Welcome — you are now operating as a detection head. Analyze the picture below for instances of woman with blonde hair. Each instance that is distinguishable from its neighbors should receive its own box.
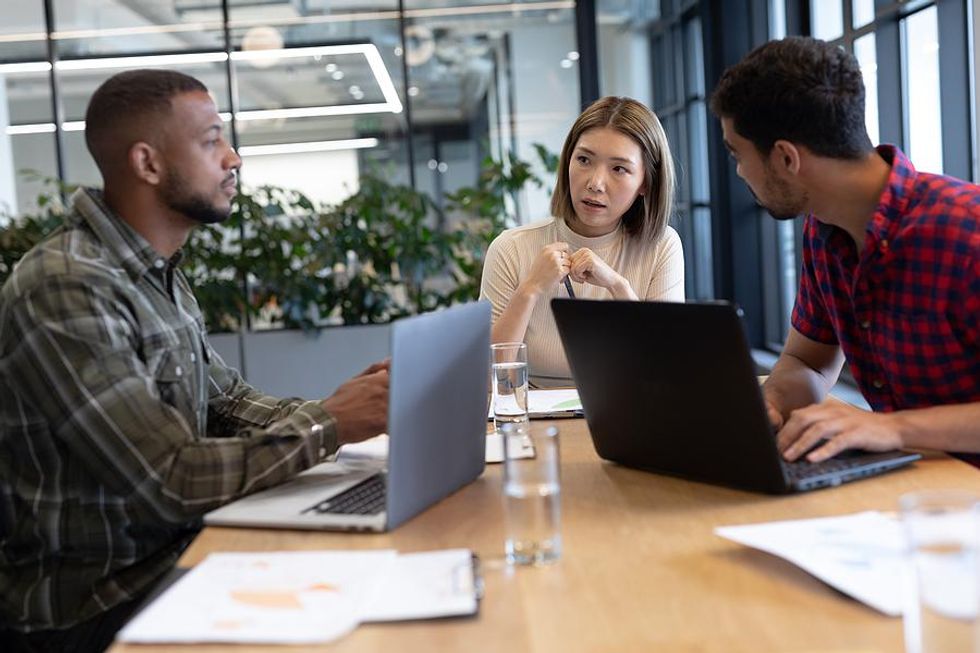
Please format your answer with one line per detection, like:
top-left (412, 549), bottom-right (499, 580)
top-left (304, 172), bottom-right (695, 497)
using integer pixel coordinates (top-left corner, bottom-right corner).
top-left (480, 96), bottom-right (685, 387)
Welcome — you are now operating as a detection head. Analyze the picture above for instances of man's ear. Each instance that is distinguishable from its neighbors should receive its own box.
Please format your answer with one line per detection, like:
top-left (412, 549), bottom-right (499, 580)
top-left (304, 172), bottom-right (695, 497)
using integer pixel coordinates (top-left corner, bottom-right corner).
top-left (769, 140), bottom-right (801, 177)
top-left (128, 141), bottom-right (163, 186)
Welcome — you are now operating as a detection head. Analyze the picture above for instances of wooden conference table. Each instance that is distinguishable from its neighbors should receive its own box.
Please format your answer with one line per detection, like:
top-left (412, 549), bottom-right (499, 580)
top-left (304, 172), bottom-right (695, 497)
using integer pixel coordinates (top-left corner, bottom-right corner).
top-left (113, 418), bottom-right (980, 653)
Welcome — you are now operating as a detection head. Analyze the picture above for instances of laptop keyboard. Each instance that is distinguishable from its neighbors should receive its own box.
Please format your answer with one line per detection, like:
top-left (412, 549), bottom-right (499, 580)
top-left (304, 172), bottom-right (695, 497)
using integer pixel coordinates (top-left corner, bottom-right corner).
top-left (782, 450), bottom-right (876, 483)
top-left (302, 474), bottom-right (386, 516)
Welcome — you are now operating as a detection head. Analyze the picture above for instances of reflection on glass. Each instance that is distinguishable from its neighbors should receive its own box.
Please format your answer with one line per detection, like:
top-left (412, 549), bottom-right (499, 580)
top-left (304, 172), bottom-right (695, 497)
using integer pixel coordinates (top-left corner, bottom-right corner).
top-left (810, 0), bottom-right (844, 41)
top-left (851, 0), bottom-right (875, 29)
top-left (903, 6), bottom-right (942, 173)
top-left (684, 17), bottom-right (704, 97)
top-left (1, 1), bottom-right (47, 61)
top-left (768, 0), bottom-right (786, 39)
top-left (688, 101), bottom-right (709, 204)
top-left (1, 0), bottom-right (57, 217)
top-left (52, 0), bottom-right (223, 57)
top-left (405, 1), bottom-right (578, 221)
top-left (597, 0), bottom-right (652, 104)
top-left (777, 219), bottom-right (799, 333)
top-left (853, 33), bottom-right (879, 144)
top-left (693, 207), bottom-right (713, 300)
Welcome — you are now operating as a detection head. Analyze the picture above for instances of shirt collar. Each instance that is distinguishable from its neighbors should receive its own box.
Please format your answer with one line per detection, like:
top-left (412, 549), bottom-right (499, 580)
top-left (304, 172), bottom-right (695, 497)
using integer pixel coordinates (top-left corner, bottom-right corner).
top-left (867, 144), bottom-right (916, 244)
top-left (814, 144), bottom-right (915, 245)
top-left (555, 216), bottom-right (624, 250)
top-left (69, 187), bottom-right (175, 280)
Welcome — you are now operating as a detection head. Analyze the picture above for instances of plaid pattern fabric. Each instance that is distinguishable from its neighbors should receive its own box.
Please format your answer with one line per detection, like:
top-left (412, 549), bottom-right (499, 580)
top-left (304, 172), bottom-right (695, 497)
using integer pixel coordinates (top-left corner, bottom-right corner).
top-left (0, 188), bottom-right (338, 632)
top-left (792, 146), bottom-right (980, 413)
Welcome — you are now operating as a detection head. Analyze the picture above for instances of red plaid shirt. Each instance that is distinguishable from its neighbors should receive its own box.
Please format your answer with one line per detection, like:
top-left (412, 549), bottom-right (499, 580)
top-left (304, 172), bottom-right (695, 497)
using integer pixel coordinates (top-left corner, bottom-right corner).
top-left (791, 145), bottom-right (980, 415)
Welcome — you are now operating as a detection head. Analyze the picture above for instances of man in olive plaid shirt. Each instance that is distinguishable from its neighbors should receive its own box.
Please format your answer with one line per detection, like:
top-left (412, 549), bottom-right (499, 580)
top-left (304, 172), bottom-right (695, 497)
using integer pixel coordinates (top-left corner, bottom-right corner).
top-left (0, 70), bottom-right (389, 651)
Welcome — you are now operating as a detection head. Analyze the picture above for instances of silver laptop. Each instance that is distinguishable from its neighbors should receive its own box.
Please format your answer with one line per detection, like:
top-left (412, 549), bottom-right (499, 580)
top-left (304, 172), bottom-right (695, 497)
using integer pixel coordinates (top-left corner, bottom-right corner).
top-left (205, 301), bottom-right (491, 531)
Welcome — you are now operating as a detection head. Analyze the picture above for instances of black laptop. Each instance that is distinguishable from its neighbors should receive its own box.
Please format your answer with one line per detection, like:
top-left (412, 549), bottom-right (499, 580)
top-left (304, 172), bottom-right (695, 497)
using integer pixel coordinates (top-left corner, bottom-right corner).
top-left (551, 298), bottom-right (920, 494)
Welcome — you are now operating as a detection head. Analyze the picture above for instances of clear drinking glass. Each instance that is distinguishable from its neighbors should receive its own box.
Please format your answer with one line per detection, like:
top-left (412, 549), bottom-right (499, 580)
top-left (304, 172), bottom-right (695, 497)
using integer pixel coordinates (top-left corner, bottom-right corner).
top-left (491, 342), bottom-right (529, 435)
top-left (502, 423), bottom-right (561, 566)
top-left (900, 490), bottom-right (980, 653)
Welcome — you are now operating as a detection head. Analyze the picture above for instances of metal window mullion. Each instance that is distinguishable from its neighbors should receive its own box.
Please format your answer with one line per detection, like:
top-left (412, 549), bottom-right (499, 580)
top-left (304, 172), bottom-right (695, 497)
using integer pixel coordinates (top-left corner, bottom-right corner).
top-left (936, 0), bottom-right (972, 180)
top-left (42, 0), bottom-right (66, 187)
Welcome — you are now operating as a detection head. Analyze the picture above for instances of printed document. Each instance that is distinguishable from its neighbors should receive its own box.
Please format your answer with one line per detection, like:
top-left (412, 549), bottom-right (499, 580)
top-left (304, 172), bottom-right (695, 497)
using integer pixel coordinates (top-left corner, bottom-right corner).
top-left (118, 548), bottom-right (478, 644)
top-left (716, 511), bottom-right (905, 616)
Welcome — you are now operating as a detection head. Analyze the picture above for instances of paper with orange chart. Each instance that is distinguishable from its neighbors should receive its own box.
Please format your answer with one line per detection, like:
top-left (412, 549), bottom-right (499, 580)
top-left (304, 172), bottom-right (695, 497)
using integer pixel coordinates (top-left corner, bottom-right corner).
top-left (117, 550), bottom-right (396, 644)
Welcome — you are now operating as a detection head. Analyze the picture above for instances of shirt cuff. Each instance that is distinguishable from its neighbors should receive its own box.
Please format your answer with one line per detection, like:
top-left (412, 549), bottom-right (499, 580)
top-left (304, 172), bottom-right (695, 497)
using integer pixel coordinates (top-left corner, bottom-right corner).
top-left (291, 400), bottom-right (339, 462)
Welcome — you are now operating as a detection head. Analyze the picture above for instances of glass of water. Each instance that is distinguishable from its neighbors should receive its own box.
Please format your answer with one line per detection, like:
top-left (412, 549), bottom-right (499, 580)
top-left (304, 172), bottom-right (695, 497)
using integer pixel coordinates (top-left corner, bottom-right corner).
top-left (900, 490), bottom-right (980, 653)
top-left (491, 342), bottom-right (529, 435)
top-left (502, 423), bottom-right (561, 566)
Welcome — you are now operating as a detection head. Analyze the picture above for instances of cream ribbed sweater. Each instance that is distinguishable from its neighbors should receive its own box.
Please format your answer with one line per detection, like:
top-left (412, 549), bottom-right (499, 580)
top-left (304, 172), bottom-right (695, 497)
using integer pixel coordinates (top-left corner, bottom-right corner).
top-left (479, 217), bottom-right (685, 387)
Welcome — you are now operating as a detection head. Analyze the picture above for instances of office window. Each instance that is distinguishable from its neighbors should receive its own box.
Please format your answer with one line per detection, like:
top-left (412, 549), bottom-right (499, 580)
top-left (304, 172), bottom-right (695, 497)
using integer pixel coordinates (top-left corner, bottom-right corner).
top-left (403, 1), bottom-right (579, 222)
top-left (758, 0), bottom-right (973, 350)
top-left (902, 6), bottom-right (942, 173)
top-left (0, 2), bottom-right (57, 218)
top-left (649, 3), bottom-right (713, 300)
top-left (0, 0), bottom-right (582, 333)
top-left (852, 0), bottom-right (875, 29)
top-left (810, 0), bottom-right (843, 40)
top-left (853, 32), bottom-right (879, 144)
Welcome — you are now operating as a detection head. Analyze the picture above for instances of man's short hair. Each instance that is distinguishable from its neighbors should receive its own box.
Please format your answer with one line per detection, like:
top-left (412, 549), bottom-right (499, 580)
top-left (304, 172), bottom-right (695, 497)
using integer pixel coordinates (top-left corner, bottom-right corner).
top-left (709, 36), bottom-right (873, 159)
top-left (84, 69), bottom-right (208, 175)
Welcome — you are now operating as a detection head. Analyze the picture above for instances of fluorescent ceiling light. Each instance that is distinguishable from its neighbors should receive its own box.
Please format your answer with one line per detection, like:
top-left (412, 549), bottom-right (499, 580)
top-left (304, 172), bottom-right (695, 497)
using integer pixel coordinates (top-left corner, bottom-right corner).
top-left (404, 1), bottom-right (573, 19)
top-left (239, 138), bottom-right (379, 157)
top-left (2, 45), bottom-right (400, 119)
top-left (52, 22), bottom-right (223, 40)
top-left (230, 44), bottom-right (401, 115)
top-left (5, 123), bottom-right (56, 135)
top-left (56, 52), bottom-right (229, 71)
top-left (0, 61), bottom-right (52, 74)
top-left (4, 120), bottom-right (91, 135)
top-left (0, 32), bottom-right (47, 44)
top-left (235, 103), bottom-right (397, 121)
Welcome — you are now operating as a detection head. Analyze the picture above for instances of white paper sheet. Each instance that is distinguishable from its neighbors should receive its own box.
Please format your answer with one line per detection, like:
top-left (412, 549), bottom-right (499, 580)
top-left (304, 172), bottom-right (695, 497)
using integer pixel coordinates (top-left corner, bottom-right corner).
top-left (715, 511), bottom-right (906, 616)
top-left (117, 550), bottom-right (396, 644)
top-left (118, 548), bottom-right (480, 644)
top-left (488, 388), bottom-right (583, 420)
top-left (337, 432), bottom-right (532, 465)
top-left (528, 388), bottom-right (583, 416)
top-left (484, 431), bottom-right (535, 464)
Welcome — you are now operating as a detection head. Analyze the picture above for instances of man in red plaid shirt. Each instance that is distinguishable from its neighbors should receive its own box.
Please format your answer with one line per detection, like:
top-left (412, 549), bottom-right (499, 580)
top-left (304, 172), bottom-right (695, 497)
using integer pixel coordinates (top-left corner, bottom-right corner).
top-left (710, 37), bottom-right (980, 464)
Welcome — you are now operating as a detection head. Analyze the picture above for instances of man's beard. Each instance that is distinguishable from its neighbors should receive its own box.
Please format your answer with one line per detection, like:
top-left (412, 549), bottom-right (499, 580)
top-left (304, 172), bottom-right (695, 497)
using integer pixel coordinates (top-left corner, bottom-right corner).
top-left (750, 175), bottom-right (807, 221)
top-left (163, 170), bottom-right (233, 225)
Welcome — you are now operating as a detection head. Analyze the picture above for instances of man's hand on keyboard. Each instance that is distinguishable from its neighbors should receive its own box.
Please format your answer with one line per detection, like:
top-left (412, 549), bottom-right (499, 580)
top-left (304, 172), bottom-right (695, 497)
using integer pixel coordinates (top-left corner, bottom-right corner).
top-left (777, 400), bottom-right (904, 463)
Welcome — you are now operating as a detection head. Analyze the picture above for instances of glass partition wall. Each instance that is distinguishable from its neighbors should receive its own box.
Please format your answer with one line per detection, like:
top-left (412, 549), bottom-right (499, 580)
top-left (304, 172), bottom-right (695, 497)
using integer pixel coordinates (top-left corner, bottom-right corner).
top-left (0, 0), bottom-right (580, 238)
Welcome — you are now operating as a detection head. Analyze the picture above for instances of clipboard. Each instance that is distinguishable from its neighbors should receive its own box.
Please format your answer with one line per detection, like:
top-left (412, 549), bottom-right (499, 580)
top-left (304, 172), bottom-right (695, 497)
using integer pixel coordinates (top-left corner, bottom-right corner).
top-left (362, 548), bottom-right (482, 622)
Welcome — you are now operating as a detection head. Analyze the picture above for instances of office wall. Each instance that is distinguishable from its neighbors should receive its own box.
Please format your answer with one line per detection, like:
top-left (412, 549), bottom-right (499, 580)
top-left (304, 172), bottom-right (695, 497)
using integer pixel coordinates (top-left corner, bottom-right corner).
top-left (209, 324), bottom-right (391, 400)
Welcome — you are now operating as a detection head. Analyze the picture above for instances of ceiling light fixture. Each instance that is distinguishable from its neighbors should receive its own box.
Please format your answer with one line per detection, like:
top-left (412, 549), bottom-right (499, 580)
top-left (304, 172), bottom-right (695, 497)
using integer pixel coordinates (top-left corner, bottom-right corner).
top-left (238, 137), bottom-right (379, 157)
top-left (4, 44), bottom-right (402, 135)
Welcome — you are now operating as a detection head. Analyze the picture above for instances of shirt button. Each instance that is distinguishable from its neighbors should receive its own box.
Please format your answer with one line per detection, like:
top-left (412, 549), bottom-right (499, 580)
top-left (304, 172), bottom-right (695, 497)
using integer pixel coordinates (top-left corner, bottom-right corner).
top-left (872, 379), bottom-right (885, 389)
top-left (174, 366), bottom-right (183, 377)
top-left (860, 320), bottom-right (871, 329)
top-left (190, 353), bottom-right (197, 362)
top-left (154, 259), bottom-right (165, 269)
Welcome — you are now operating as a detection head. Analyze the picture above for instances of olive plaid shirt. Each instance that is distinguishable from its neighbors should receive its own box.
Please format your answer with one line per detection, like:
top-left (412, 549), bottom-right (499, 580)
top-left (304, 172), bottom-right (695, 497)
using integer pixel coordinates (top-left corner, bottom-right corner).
top-left (0, 188), bottom-right (338, 632)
